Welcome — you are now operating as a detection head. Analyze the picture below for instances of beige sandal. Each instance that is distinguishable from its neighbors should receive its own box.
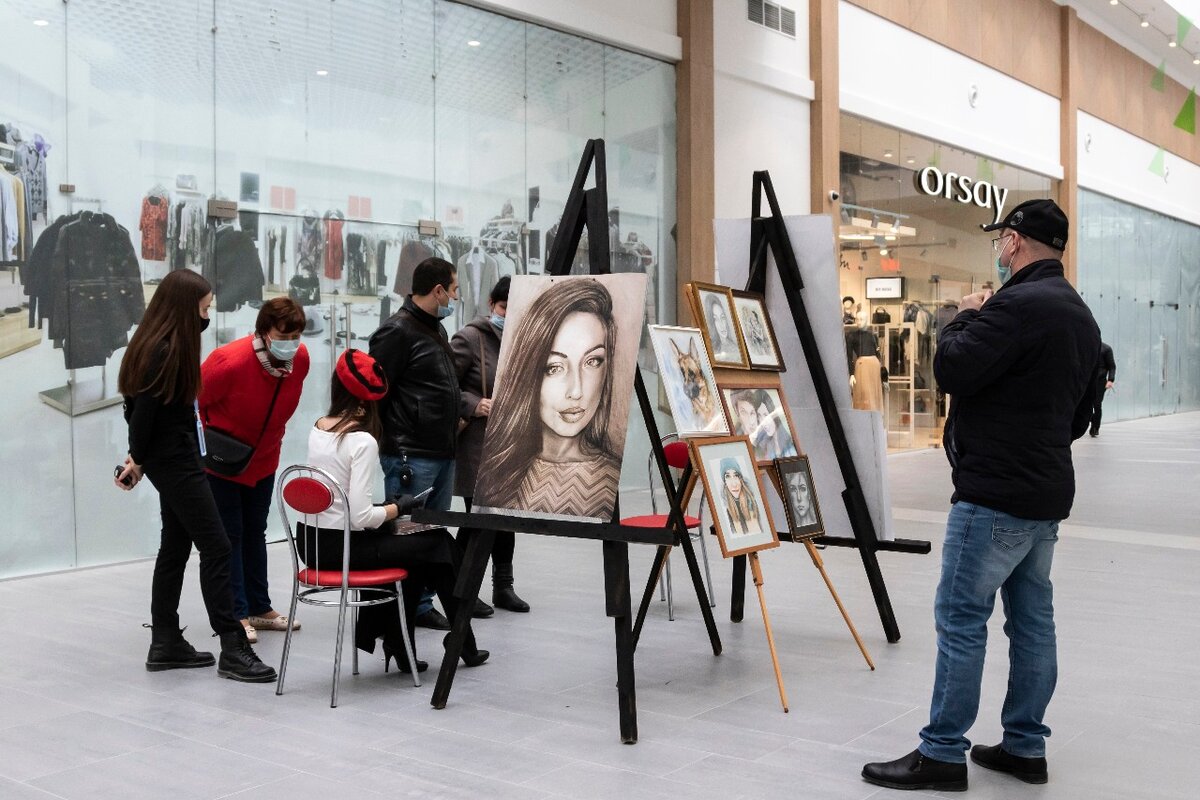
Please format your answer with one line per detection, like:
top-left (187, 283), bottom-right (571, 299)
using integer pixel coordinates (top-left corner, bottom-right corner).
top-left (247, 614), bottom-right (300, 632)
top-left (242, 622), bottom-right (258, 644)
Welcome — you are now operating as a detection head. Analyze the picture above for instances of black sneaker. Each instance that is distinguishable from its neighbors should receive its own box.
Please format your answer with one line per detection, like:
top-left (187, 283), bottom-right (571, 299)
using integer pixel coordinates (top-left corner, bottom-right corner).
top-left (414, 608), bottom-right (452, 630)
top-left (862, 749), bottom-right (967, 792)
top-left (970, 743), bottom-right (1048, 784)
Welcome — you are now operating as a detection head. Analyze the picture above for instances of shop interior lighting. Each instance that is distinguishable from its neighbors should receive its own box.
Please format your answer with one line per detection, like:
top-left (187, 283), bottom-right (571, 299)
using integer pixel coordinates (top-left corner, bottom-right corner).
top-left (1108, 2), bottom-right (1200, 73)
top-left (32, 19), bottom-right (49, 26)
top-left (883, 150), bottom-right (894, 158)
top-left (1140, 15), bottom-right (1150, 27)
top-left (1195, 56), bottom-right (1200, 64)
top-left (1169, 36), bottom-right (1177, 47)
top-left (467, 40), bottom-right (481, 47)
top-left (315, 69), bottom-right (329, 76)
top-left (879, 248), bottom-right (889, 256)
top-left (1110, 0), bottom-right (1119, 4)
top-left (905, 156), bottom-right (916, 164)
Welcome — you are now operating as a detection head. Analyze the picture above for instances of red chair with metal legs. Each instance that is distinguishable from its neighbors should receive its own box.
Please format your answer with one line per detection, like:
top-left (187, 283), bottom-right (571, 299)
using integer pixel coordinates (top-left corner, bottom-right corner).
top-left (275, 464), bottom-right (421, 707)
top-left (621, 435), bottom-right (716, 620)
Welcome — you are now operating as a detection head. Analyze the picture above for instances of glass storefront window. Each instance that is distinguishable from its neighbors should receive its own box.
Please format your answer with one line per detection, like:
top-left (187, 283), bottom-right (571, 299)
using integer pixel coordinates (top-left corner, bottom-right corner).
top-left (0, 0), bottom-right (676, 579)
top-left (838, 114), bottom-right (1053, 451)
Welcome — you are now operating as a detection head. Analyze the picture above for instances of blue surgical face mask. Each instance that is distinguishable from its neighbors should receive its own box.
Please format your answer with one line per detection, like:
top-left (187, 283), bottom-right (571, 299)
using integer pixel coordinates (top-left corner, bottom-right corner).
top-left (437, 298), bottom-right (455, 319)
top-left (489, 313), bottom-right (505, 332)
top-left (995, 236), bottom-right (1014, 285)
top-left (268, 338), bottom-right (301, 361)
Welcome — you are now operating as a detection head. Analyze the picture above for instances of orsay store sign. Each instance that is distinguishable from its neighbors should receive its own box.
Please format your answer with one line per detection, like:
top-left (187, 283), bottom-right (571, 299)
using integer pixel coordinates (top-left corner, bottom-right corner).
top-left (913, 167), bottom-right (1008, 225)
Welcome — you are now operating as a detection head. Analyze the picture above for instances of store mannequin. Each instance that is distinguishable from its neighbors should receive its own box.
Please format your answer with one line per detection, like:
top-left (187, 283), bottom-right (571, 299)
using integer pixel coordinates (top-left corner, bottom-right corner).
top-left (842, 295), bottom-right (858, 326)
top-left (846, 311), bottom-right (885, 412)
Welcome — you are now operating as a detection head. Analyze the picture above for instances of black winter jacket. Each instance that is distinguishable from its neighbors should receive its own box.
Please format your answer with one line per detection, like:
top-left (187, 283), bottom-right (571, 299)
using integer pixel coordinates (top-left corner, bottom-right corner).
top-left (935, 259), bottom-right (1100, 521)
top-left (368, 297), bottom-right (465, 459)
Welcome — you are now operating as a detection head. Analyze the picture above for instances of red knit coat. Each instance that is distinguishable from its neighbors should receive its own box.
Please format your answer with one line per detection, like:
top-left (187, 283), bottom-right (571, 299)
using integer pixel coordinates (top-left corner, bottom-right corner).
top-left (199, 335), bottom-right (310, 486)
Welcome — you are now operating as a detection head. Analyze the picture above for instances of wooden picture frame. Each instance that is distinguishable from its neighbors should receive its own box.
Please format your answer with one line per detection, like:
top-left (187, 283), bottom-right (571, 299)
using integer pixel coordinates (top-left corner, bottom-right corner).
top-left (773, 455), bottom-right (825, 540)
top-left (691, 436), bottom-right (780, 558)
top-left (648, 325), bottom-right (730, 437)
top-left (717, 382), bottom-right (800, 466)
top-left (730, 290), bottom-right (784, 371)
top-left (686, 282), bottom-right (749, 369)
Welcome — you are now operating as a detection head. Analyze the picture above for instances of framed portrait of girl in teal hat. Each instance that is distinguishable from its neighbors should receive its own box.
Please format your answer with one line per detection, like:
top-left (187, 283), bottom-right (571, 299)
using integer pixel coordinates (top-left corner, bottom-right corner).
top-left (691, 436), bottom-right (780, 558)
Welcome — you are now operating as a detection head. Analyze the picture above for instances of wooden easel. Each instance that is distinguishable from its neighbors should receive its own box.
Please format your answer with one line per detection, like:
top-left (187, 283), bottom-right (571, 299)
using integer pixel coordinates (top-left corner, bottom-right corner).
top-left (727, 171), bottom-right (931, 644)
top-left (748, 551), bottom-right (788, 711)
top-left (414, 138), bottom-right (716, 744)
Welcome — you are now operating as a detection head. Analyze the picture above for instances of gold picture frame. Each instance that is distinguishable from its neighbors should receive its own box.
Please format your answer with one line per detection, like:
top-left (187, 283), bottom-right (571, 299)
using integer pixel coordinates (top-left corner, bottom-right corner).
top-left (686, 282), bottom-right (750, 370)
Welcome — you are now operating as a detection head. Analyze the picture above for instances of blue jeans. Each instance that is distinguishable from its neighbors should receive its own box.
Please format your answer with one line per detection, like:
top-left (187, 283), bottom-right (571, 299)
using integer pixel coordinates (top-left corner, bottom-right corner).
top-left (919, 501), bottom-right (1060, 763)
top-left (380, 454), bottom-right (455, 615)
top-left (206, 473), bottom-right (276, 621)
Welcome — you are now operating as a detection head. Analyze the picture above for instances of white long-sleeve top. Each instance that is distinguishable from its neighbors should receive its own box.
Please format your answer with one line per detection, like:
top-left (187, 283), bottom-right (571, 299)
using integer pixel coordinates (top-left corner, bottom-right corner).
top-left (304, 426), bottom-right (388, 532)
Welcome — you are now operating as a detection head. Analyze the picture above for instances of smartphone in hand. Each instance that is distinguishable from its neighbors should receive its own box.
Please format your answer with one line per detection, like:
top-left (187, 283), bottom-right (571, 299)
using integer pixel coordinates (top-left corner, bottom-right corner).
top-left (114, 465), bottom-right (135, 487)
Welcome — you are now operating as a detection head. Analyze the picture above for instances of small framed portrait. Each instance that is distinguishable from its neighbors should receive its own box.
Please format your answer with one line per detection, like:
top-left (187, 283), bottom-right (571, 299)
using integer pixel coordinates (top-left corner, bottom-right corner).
top-left (731, 290), bottom-right (783, 371)
top-left (648, 325), bottom-right (730, 437)
top-left (692, 436), bottom-right (780, 557)
top-left (718, 383), bottom-right (799, 465)
top-left (687, 282), bottom-right (749, 369)
top-left (774, 456), bottom-right (824, 539)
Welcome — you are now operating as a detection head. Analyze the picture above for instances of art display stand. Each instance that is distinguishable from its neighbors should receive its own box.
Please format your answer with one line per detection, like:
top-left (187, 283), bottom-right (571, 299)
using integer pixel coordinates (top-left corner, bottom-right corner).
top-left (748, 551), bottom-right (789, 711)
top-left (412, 138), bottom-right (709, 744)
top-left (727, 171), bottom-right (930, 644)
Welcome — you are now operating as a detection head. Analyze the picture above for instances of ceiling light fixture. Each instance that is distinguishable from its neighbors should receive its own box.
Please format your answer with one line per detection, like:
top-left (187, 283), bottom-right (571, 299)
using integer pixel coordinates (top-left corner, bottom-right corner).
top-left (32, 18), bottom-right (49, 26)
top-left (1169, 36), bottom-right (1177, 47)
top-left (1194, 55), bottom-right (1200, 65)
top-left (879, 248), bottom-right (889, 257)
top-left (315, 69), bottom-right (329, 76)
top-left (883, 150), bottom-right (894, 158)
top-left (1140, 15), bottom-right (1149, 28)
top-left (1109, 0), bottom-right (1118, 4)
top-left (905, 156), bottom-right (915, 164)
top-left (467, 40), bottom-right (481, 47)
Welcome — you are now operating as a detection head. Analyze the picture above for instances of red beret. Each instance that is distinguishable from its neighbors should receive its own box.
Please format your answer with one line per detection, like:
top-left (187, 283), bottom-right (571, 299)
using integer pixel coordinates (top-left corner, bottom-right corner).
top-left (336, 349), bottom-right (388, 402)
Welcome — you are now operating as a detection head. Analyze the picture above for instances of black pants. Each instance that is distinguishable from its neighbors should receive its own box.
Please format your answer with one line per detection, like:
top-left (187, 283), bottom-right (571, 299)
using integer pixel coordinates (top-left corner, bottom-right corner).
top-left (1091, 385), bottom-right (1108, 433)
top-left (297, 525), bottom-right (477, 658)
top-left (144, 457), bottom-right (241, 635)
top-left (459, 497), bottom-right (515, 568)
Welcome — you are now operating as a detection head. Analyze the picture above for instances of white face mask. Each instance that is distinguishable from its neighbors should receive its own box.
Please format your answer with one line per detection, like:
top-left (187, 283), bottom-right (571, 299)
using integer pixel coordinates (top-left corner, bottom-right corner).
top-left (268, 338), bottom-right (301, 361)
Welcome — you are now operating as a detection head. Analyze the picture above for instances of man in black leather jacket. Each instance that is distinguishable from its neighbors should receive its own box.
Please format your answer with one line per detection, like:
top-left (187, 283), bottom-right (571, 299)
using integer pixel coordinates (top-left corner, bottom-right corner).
top-left (369, 256), bottom-right (467, 628)
top-left (863, 200), bottom-right (1100, 792)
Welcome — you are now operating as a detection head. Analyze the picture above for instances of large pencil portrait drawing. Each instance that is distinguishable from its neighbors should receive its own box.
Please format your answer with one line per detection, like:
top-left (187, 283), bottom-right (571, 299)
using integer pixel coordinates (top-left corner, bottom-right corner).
top-left (473, 274), bottom-right (646, 522)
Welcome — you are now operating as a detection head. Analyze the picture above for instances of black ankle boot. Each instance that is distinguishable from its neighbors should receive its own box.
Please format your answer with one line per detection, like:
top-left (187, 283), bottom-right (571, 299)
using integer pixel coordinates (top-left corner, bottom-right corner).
top-left (217, 629), bottom-right (278, 683)
top-left (444, 632), bottom-right (489, 667)
top-left (145, 625), bottom-right (215, 671)
top-left (492, 564), bottom-right (530, 612)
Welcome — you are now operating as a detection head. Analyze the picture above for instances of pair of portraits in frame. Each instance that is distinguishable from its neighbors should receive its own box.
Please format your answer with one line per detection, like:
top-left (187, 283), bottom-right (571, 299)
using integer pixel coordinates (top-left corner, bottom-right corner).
top-left (690, 439), bottom-right (826, 557)
top-left (686, 282), bottom-right (784, 371)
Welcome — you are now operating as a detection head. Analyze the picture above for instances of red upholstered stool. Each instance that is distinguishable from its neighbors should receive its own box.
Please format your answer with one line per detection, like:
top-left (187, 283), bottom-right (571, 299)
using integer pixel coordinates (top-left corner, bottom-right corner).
top-left (275, 467), bottom-right (422, 707)
top-left (619, 435), bottom-right (716, 621)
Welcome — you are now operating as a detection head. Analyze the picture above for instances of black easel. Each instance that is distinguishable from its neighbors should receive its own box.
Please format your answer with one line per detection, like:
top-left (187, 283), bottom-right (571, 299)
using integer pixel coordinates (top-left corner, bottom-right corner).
top-left (725, 172), bottom-right (930, 644)
top-left (413, 138), bottom-right (707, 743)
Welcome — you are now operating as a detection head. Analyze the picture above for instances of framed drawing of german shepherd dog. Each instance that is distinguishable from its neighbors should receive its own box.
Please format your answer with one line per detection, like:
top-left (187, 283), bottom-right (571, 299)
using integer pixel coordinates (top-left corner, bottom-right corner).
top-left (649, 325), bottom-right (730, 437)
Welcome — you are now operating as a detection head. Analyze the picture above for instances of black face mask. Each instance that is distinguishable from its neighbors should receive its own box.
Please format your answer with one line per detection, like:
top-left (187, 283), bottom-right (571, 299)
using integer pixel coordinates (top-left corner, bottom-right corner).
top-left (199, 316), bottom-right (210, 332)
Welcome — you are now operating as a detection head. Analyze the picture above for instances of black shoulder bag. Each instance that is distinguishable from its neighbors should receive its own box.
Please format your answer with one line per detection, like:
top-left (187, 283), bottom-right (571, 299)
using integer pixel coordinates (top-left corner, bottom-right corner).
top-left (203, 379), bottom-right (284, 477)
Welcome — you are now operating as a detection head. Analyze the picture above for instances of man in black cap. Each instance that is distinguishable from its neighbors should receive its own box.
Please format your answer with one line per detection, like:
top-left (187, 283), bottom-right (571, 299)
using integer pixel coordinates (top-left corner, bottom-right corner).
top-left (862, 199), bottom-right (1100, 792)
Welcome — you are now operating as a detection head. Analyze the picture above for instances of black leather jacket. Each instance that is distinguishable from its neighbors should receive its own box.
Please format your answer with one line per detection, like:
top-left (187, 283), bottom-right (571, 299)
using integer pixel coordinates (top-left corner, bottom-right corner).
top-left (368, 297), bottom-right (465, 459)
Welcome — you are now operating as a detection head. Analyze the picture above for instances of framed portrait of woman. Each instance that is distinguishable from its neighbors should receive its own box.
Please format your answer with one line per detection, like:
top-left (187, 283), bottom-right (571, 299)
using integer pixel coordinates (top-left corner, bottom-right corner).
top-left (692, 436), bottom-right (779, 558)
top-left (472, 273), bottom-right (647, 523)
top-left (773, 456), bottom-right (824, 540)
top-left (686, 282), bottom-right (749, 369)
top-left (718, 383), bottom-right (800, 466)
top-left (648, 325), bottom-right (729, 437)
top-left (730, 290), bottom-right (784, 371)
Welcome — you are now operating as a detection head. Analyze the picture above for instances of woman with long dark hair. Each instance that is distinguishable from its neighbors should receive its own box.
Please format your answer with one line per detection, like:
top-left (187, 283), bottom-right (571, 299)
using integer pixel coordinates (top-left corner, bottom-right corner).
top-left (719, 457), bottom-right (762, 535)
top-left (116, 269), bottom-right (276, 683)
top-left (200, 297), bottom-right (309, 643)
top-left (473, 279), bottom-right (620, 519)
top-left (300, 349), bottom-right (489, 672)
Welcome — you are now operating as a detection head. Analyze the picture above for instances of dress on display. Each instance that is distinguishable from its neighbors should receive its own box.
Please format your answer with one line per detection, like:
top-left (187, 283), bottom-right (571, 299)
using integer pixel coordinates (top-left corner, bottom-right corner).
top-left (139, 194), bottom-right (170, 261)
top-left (323, 211), bottom-right (344, 280)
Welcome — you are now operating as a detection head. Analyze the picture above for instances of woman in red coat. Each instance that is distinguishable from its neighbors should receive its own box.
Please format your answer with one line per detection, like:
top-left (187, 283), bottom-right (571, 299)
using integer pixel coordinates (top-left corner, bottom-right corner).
top-left (200, 298), bottom-right (310, 642)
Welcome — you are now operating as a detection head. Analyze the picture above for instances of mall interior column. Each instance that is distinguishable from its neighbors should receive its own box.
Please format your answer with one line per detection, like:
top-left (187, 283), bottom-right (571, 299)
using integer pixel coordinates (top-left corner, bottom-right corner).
top-left (1058, 4), bottom-right (1080, 285)
top-left (677, 0), bottom-right (715, 319)
top-left (810, 0), bottom-right (839, 218)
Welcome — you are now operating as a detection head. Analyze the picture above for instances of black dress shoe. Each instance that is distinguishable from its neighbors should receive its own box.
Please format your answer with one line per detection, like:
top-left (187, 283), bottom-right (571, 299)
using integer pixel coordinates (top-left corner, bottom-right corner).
top-left (862, 749), bottom-right (967, 792)
top-left (414, 608), bottom-right (451, 630)
top-left (971, 743), bottom-right (1048, 784)
top-left (472, 598), bottom-right (495, 618)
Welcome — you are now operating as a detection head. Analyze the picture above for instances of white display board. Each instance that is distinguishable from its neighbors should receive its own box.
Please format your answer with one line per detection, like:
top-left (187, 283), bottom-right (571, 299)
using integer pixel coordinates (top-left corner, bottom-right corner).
top-left (714, 214), bottom-right (896, 542)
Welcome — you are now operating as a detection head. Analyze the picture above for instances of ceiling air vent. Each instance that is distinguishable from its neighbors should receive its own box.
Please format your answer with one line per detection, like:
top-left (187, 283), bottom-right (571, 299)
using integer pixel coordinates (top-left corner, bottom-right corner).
top-left (747, 0), bottom-right (797, 39)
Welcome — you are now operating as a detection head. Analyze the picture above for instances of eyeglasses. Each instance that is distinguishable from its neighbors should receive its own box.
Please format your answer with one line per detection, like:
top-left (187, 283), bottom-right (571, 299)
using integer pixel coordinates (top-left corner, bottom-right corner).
top-left (991, 235), bottom-right (1010, 252)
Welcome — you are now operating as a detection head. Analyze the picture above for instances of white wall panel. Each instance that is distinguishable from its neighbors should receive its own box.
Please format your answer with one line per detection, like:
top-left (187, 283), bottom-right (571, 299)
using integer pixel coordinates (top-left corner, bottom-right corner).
top-left (839, 2), bottom-right (1062, 179)
top-left (1077, 112), bottom-right (1200, 228)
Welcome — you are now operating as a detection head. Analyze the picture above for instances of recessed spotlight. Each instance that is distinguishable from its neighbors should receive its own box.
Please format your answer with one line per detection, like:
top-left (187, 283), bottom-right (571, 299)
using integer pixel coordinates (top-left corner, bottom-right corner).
top-left (879, 248), bottom-right (890, 256)
top-left (467, 40), bottom-right (481, 47)
top-left (1169, 36), bottom-right (1177, 48)
top-left (315, 69), bottom-right (329, 76)
top-left (905, 156), bottom-right (915, 164)
top-left (32, 18), bottom-right (49, 26)
top-left (1140, 15), bottom-right (1149, 27)
top-left (883, 150), bottom-right (894, 158)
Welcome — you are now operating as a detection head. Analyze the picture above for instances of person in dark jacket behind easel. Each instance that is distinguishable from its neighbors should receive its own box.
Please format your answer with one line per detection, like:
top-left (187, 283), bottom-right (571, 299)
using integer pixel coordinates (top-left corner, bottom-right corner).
top-left (862, 200), bottom-right (1100, 791)
top-left (1089, 341), bottom-right (1115, 437)
top-left (369, 257), bottom-right (475, 629)
top-left (115, 269), bottom-right (276, 683)
top-left (451, 276), bottom-right (530, 613)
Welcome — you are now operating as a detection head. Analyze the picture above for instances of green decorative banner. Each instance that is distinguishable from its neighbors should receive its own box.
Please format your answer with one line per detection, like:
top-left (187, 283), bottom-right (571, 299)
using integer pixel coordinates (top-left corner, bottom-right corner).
top-left (1148, 147), bottom-right (1166, 177)
top-left (1179, 14), bottom-right (1194, 43)
top-left (1174, 87), bottom-right (1197, 134)
top-left (1151, 60), bottom-right (1166, 92)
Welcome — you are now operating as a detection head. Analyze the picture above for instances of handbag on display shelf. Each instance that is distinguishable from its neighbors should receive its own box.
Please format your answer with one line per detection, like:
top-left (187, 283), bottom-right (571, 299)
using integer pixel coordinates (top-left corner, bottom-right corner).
top-left (203, 379), bottom-right (284, 477)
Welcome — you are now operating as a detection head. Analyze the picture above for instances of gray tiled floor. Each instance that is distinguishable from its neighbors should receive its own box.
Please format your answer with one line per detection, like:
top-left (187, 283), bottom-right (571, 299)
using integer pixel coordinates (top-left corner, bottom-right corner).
top-left (1, 412), bottom-right (1198, 799)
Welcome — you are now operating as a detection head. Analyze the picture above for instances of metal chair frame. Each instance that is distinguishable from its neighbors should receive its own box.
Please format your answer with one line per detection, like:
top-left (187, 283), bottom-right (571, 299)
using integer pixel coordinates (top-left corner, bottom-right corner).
top-left (275, 464), bottom-right (421, 707)
top-left (651, 434), bottom-right (717, 620)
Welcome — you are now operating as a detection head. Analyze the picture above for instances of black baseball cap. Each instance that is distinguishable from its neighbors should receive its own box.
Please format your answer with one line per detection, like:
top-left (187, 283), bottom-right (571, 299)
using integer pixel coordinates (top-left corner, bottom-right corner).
top-left (981, 198), bottom-right (1068, 250)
